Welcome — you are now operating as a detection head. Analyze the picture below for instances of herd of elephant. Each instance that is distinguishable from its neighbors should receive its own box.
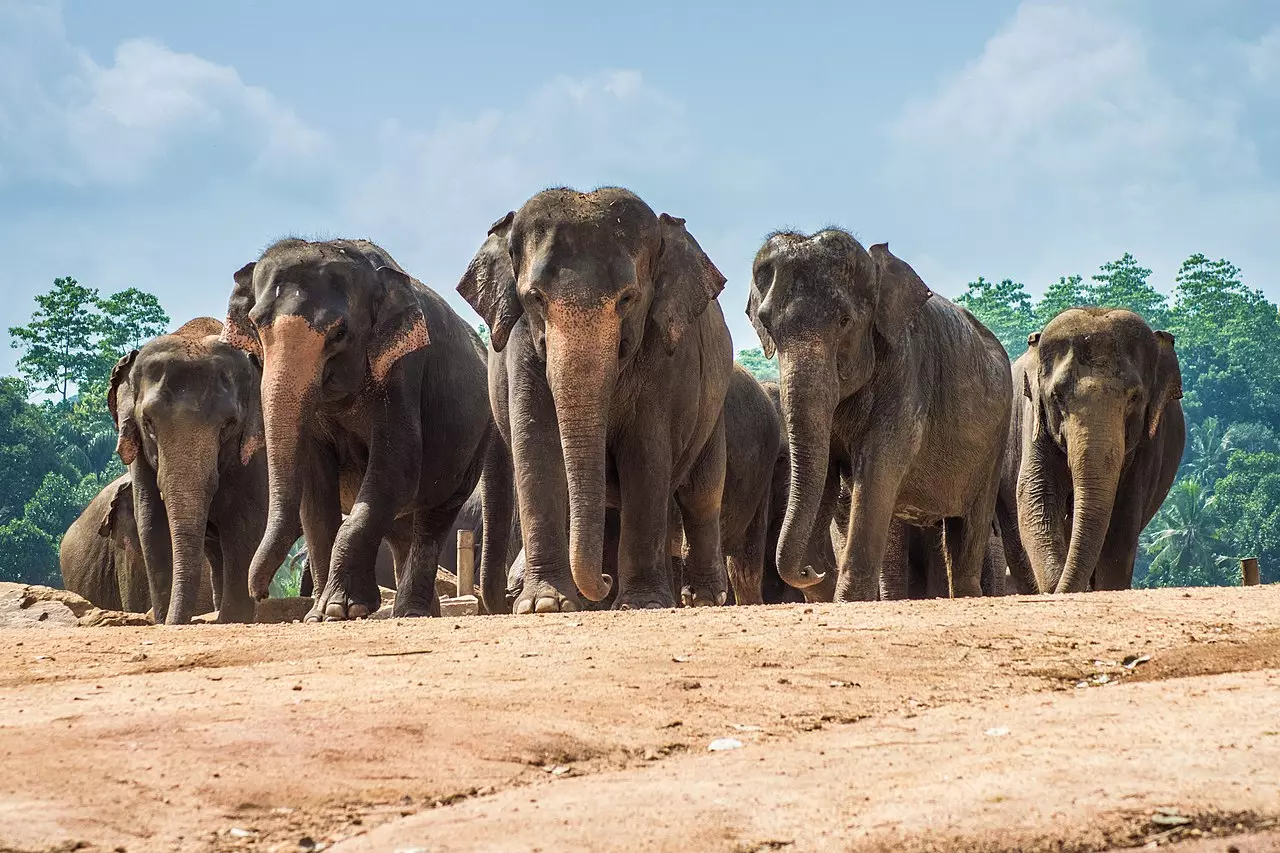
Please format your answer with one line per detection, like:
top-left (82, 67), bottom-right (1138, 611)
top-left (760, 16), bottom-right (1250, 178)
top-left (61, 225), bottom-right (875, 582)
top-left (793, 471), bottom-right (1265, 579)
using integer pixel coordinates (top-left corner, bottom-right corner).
top-left (58, 187), bottom-right (1186, 625)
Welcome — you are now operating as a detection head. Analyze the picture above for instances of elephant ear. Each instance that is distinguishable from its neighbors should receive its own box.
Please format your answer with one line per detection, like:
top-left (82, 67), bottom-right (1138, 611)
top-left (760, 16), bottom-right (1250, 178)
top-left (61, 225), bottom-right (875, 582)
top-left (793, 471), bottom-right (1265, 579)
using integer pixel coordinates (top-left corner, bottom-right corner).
top-left (368, 266), bottom-right (431, 385)
top-left (1147, 330), bottom-right (1183, 440)
top-left (868, 243), bottom-right (932, 345)
top-left (457, 211), bottom-right (521, 352)
top-left (97, 479), bottom-right (134, 539)
top-left (238, 357), bottom-right (266, 466)
top-left (746, 264), bottom-right (776, 359)
top-left (222, 262), bottom-right (262, 359)
top-left (651, 213), bottom-right (726, 355)
top-left (1021, 335), bottom-right (1045, 439)
top-left (107, 350), bottom-right (141, 465)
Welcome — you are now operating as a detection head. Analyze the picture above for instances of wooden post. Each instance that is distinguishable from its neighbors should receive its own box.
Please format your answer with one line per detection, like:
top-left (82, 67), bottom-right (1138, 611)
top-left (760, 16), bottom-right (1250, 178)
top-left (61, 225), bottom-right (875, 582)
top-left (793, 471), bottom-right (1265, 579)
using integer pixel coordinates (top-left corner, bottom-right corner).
top-left (1241, 557), bottom-right (1260, 587)
top-left (457, 529), bottom-right (475, 599)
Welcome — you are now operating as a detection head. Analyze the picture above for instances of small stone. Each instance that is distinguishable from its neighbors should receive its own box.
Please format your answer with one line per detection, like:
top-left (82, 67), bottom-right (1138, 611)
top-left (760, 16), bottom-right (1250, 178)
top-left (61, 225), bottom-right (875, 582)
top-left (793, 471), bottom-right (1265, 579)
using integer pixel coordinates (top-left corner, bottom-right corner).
top-left (228, 827), bottom-right (255, 838)
top-left (708, 738), bottom-right (744, 751)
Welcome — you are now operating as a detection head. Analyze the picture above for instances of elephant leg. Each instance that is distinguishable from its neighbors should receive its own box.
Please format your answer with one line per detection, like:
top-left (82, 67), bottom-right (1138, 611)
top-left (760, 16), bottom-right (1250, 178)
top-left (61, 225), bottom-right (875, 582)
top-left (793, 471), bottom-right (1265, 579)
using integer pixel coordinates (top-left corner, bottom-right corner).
top-left (1092, 494), bottom-right (1146, 591)
top-left (130, 463), bottom-right (173, 623)
top-left (727, 495), bottom-right (768, 606)
top-left (996, 491), bottom-right (1040, 594)
top-left (613, 438), bottom-right (678, 611)
top-left (214, 532), bottom-right (256, 624)
top-left (393, 508), bottom-right (450, 618)
top-left (835, 460), bottom-right (905, 602)
top-left (299, 448), bottom-right (342, 622)
top-left (206, 535), bottom-right (224, 614)
top-left (880, 520), bottom-right (910, 601)
top-left (944, 486), bottom-right (1000, 598)
top-left (510, 371), bottom-right (575, 615)
top-left (478, 436), bottom-right (515, 615)
top-left (678, 418), bottom-right (728, 608)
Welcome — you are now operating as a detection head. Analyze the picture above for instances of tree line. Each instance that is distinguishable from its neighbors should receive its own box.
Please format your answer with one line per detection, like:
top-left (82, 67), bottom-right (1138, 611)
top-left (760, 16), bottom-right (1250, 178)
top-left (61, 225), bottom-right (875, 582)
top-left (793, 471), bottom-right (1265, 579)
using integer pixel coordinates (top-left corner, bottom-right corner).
top-left (4, 253), bottom-right (1276, 588)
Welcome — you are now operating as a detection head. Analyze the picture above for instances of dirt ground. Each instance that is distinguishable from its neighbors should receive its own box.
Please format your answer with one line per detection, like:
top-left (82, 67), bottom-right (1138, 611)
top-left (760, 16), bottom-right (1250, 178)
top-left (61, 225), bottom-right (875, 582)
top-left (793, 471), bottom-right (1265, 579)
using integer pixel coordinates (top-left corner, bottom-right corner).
top-left (1, 586), bottom-right (1277, 853)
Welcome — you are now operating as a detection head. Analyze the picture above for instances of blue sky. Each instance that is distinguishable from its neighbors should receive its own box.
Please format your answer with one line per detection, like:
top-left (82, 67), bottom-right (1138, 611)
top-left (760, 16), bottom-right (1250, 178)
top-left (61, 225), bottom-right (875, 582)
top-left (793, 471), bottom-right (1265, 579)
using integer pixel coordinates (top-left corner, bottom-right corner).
top-left (2, 0), bottom-right (1278, 376)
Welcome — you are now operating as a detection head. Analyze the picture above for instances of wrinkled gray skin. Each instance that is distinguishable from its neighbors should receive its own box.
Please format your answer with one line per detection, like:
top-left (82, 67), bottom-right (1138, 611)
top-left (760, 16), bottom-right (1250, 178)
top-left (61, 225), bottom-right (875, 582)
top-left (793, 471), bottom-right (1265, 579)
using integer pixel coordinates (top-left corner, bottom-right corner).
top-left (224, 239), bottom-right (503, 621)
top-left (998, 308), bottom-right (1185, 593)
top-left (109, 318), bottom-right (267, 624)
top-left (60, 475), bottom-right (214, 613)
top-left (299, 536), bottom-right (396, 594)
top-left (759, 381), bottom-right (837, 604)
top-left (747, 230), bottom-right (1012, 601)
top-left (458, 188), bottom-right (733, 613)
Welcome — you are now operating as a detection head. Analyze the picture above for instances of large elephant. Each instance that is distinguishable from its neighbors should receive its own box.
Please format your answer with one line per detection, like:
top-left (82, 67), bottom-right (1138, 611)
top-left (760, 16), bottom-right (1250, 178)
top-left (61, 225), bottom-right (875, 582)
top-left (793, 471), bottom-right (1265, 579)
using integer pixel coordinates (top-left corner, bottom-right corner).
top-left (999, 308), bottom-right (1185, 593)
top-left (458, 187), bottom-right (733, 613)
top-left (61, 475), bottom-right (216, 615)
top-left (224, 238), bottom-right (503, 620)
top-left (747, 230), bottom-right (1012, 601)
top-left (108, 318), bottom-right (266, 624)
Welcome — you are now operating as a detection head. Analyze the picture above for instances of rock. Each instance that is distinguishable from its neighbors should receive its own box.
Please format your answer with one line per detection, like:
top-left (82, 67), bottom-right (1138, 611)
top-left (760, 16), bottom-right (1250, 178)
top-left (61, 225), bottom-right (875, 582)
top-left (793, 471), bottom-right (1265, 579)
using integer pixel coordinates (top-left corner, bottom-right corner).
top-left (440, 595), bottom-right (478, 617)
top-left (254, 597), bottom-right (314, 624)
top-left (77, 608), bottom-right (153, 627)
top-left (0, 583), bottom-right (92, 628)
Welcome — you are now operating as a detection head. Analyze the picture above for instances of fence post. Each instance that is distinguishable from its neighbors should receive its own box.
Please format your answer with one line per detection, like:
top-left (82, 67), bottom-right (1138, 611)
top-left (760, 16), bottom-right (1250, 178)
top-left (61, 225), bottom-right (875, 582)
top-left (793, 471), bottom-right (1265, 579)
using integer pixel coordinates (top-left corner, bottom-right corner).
top-left (457, 529), bottom-right (476, 598)
top-left (1241, 557), bottom-right (1260, 587)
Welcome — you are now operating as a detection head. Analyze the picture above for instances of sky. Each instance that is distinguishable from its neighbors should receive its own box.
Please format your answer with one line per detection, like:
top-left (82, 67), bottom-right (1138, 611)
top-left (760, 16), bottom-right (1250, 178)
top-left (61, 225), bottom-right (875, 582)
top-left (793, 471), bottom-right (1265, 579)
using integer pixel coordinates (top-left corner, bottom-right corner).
top-left (2, 0), bottom-right (1278, 377)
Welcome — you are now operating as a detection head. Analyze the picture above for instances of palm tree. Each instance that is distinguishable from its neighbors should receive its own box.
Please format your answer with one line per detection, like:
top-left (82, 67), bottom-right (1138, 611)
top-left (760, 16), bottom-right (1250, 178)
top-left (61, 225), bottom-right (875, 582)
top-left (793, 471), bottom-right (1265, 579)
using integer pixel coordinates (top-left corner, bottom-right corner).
top-left (1183, 417), bottom-right (1229, 488)
top-left (1141, 479), bottom-right (1231, 587)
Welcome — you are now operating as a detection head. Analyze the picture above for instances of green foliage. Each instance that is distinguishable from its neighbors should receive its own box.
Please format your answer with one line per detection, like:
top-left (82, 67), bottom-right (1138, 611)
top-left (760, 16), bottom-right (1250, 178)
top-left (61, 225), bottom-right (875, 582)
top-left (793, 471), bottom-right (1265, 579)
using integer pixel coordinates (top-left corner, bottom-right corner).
top-left (1139, 480), bottom-right (1233, 588)
top-left (269, 538), bottom-right (308, 598)
top-left (954, 277), bottom-right (1034, 359)
top-left (0, 277), bottom-right (171, 585)
top-left (0, 518), bottom-right (60, 586)
top-left (737, 347), bottom-right (778, 383)
top-left (1034, 275), bottom-right (1087, 329)
top-left (475, 324), bottom-right (491, 346)
top-left (1089, 253), bottom-right (1167, 327)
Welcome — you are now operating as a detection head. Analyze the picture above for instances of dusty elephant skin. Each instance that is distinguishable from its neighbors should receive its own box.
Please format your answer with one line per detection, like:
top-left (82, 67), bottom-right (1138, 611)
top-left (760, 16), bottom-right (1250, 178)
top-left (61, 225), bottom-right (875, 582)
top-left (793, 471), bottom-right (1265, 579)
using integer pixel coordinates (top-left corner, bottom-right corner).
top-left (458, 187), bottom-right (733, 614)
top-left (747, 230), bottom-right (1013, 602)
top-left (59, 474), bottom-right (213, 614)
top-left (224, 239), bottom-right (504, 621)
top-left (998, 308), bottom-right (1186, 594)
top-left (108, 318), bottom-right (267, 625)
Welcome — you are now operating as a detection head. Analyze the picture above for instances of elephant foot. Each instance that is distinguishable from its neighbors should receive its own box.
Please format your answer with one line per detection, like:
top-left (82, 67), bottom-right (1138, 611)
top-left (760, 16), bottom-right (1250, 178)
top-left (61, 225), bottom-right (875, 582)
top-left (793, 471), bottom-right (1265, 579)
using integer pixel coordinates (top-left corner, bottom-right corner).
top-left (393, 589), bottom-right (441, 618)
top-left (216, 598), bottom-right (256, 624)
top-left (679, 565), bottom-right (728, 608)
top-left (680, 585), bottom-right (727, 607)
top-left (310, 571), bottom-right (380, 622)
top-left (615, 589), bottom-right (676, 611)
top-left (513, 577), bottom-right (581, 615)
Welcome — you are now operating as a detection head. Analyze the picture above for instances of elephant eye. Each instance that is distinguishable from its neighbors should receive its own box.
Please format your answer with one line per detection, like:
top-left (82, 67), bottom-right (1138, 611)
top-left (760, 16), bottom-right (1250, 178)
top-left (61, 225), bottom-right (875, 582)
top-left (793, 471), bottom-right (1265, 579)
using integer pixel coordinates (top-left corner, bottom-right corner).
top-left (839, 315), bottom-right (852, 328)
top-left (527, 288), bottom-right (547, 307)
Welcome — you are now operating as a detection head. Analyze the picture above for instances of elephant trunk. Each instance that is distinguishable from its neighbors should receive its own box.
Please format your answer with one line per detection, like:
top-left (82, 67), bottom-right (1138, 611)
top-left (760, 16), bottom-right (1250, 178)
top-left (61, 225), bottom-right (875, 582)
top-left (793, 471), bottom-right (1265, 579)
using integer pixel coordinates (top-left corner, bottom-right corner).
top-left (545, 306), bottom-right (617, 603)
top-left (249, 316), bottom-right (326, 600)
top-left (156, 434), bottom-right (219, 625)
top-left (1055, 411), bottom-right (1124, 594)
top-left (775, 345), bottom-right (834, 589)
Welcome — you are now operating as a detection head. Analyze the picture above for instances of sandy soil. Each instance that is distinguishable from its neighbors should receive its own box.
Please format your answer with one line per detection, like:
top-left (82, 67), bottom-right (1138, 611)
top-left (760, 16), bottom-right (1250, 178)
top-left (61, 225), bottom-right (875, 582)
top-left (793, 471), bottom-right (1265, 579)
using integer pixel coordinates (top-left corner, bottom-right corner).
top-left (1, 586), bottom-right (1277, 853)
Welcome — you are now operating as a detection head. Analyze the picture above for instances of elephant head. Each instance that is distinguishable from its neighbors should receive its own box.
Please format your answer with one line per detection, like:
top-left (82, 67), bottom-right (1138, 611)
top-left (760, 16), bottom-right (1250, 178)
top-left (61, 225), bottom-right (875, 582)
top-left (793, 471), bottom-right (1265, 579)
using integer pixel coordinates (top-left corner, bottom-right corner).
top-left (458, 188), bottom-right (725, 602)
top-left (221, 240), bottom-right (429, 599)
top-left (746, 230), bottom-right (931, 588)
top-left (1022, 308), bottom-right (1182, 593)
top-left (109, 317), bottom-right (264, 623)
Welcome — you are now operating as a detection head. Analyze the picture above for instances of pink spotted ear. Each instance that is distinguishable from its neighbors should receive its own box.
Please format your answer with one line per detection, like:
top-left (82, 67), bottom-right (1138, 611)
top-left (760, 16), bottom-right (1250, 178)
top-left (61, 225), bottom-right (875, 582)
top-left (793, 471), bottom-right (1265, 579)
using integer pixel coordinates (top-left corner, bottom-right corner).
top-left (108, 350), bottom-right (141, 465)
top-left (222, 262), bottom-right (262, 359)
top-left (368, 265), bottom-right (431, 384)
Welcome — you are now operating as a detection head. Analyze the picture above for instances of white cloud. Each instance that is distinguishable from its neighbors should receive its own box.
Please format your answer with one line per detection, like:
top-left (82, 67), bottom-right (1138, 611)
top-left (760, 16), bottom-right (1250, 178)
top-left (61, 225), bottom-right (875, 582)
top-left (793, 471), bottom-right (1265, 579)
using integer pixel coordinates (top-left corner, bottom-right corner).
top-left (0, 2), bottom-right (330, 187)
top-left (880, 0), bottom-right (1276, 297)
top-left (1243, 25), bottom-right (1280, 85)
top-left (342, 69), bottom-right (696, 289)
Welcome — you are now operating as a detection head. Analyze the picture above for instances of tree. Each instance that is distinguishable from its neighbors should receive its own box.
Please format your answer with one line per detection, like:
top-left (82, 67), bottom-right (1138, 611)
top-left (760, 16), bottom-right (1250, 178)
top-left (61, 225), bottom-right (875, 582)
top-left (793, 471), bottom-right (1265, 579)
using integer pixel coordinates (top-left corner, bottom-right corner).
top-left (96, 288), bottom-right (169, 362)
top-left (1140, 479), bottom-right (1232, 588)
top-left (0, 378), bottom-right (66, 526)
top-left (954, 277), bottom-right (1035, 359)
top-left (22, 472), bottom-right (99, 542)
top-left (0, 518), bottom-right (60, 586)
top-left (1089, 253), bottom-right (1167, 327)
top-left (475, 324), bottom-right (491, 346)
top-left (1182, 417), bottom-right (1228, 488)
top-left (8, 277), bottom-right (103, 402)
top-left (1213, 450), bottom-right (1280, 585)
top-left (736, 347), bottom-right (778, 382)
top-left (1033, 274), bottom-right (1087, 328)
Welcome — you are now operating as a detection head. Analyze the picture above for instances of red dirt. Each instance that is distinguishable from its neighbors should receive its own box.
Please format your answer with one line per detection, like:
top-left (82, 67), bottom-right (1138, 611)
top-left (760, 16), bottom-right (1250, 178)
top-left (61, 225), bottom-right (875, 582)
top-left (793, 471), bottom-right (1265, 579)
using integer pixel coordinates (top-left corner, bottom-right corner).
top-left (1, 586), bottom-right (1277, 852)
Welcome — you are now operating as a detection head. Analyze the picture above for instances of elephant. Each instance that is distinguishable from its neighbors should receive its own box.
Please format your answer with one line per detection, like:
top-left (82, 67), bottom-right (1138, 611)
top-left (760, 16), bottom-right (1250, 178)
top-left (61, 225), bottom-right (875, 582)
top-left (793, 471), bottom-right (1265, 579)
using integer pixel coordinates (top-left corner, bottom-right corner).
top-left (298, 535), bottom-right (396, 595)
top-left (108, 317), bottom-right (267, 624)
top-left (224, 238), bottom-right (504, 621)
top-left (746, 229), bottom-right (1013, 602)
top-left (998, 308), bottom-right (1185, 593)
top-left (458, 187), bottom-right (733, 613)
